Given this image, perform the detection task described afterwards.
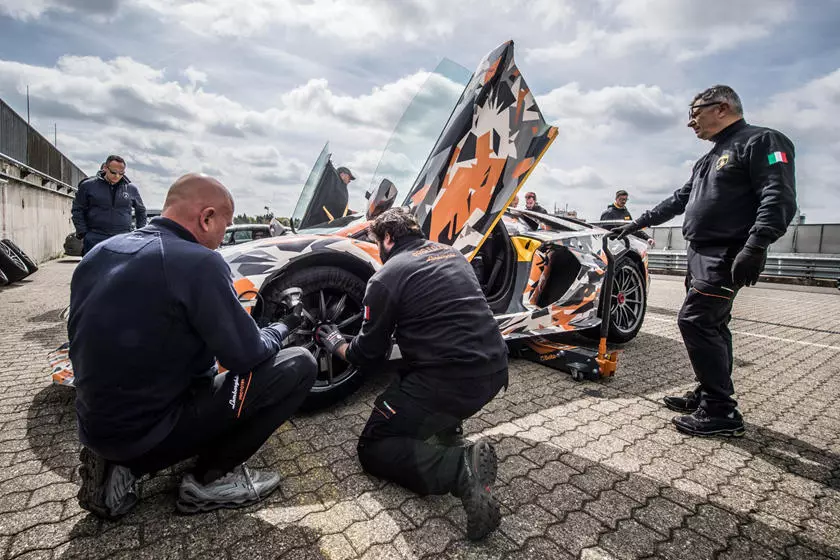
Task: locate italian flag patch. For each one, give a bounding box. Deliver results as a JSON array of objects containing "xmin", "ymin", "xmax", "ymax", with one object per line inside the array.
[{"xmin": 767, "ymin": 151, "xmax": 788, "ymax": 165}]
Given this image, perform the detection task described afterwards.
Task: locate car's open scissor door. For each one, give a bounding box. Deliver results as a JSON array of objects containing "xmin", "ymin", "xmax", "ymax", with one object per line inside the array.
[
  {"xmin": 402, "ymin": 40, "xmax": 558, "ymax": 260},
  {"xmin": 292, "ymin": 142, "xmax": 352, "ymax": 231}
]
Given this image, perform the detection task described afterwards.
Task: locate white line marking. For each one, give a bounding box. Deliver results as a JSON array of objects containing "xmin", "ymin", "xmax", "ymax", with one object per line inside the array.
[{"xmin": 645, "ymin": 315, "xmax": 840, "ymax": 350}]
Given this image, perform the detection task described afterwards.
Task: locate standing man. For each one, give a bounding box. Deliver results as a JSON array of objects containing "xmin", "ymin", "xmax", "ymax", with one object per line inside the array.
[
  {"xmin": 510, "ymin": 194, "xmax": 520, "ymax": 209},
  {"xmin": 72, "ymin": 155, "xmax": 147, "ymax": 254},
  {"xmin": 315, "ymin": 208, "xmax": 509, "ymax": 541},
  {"xmin": 523, "ymin": 191, "xmax": 547, "ymax": 214},
  {"xmin": 600, "ymin": 190, "xmax": 633, "ymax": 221},
  {"xmin": 70, "ymin": 173, "xmax": 317, "ymax": 519},
  {"xmin": 615, "ymin": 85, "xmax": 796, "ymax": 437}
]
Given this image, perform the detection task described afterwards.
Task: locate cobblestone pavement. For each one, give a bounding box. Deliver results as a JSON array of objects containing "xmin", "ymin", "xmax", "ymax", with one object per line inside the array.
[{"xmin": 1, "ymin": 259, "xmax": 839, "ymax": 559}]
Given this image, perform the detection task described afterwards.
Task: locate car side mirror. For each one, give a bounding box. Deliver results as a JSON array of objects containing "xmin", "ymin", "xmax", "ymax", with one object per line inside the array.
[{"xmin": 366, "ymin": 179, "xmax": 398, "ymax": 220}]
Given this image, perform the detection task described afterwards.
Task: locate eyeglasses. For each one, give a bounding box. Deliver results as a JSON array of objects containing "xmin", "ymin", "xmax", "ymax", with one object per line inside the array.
[
  {"xmin": 689, "ymin": 102, "xmax": 721, "ymax": 120},
  {"xmin": 106, "ymin": 168, "xmax": 125, "ymax": 176}
]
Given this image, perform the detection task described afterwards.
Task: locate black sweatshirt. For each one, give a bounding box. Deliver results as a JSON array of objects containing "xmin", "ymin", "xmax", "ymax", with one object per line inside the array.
[
  {"xmin": 636, "ymin": 119, "xmax": 797, "ymax": 249},
  {"xmin": 346, "ymin": 235, "xmax": 507, "ymax": 378}
]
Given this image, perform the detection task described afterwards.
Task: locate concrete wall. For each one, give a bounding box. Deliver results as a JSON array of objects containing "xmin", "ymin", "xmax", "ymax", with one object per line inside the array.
[{"xmin": 0, "ymin": 157, "xmax": 75, "ymax": 264}]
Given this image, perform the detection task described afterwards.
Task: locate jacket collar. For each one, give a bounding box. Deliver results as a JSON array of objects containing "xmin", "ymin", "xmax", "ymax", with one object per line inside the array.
[
  {"xmin": 149, "ymin": 217, "xmax": 199, "ymax": 244},
  {"xmin": 388, "ymin": 233, "xmax": 426, "ymax": 257},
  {"xmin": 711, "ymin": 118, "xmax": 747, "ymax": 144}
]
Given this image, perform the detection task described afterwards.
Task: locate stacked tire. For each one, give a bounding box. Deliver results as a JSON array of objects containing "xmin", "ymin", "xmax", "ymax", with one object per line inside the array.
[{"xmin": 0, "ymin": 240, "xmax": 38, "ymax": 285}]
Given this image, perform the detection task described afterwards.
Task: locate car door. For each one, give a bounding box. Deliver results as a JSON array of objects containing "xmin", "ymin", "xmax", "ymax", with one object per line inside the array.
[
  {"xmin": 291, "ymin": 142, "xmax": 351, "ymax": 231},
  {"xmin": 402, "ymin": 40, "xmax": 558, "ymax": 261}
]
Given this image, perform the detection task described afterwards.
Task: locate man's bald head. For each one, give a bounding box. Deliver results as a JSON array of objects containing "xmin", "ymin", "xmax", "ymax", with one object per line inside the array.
[{"xmin": 161, "ymin": 173, "xmax": 235, "ymax": 250}]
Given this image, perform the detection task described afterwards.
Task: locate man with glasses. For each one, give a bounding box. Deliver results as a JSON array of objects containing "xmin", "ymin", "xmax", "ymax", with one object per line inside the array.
[
  {"xmin": 523, "ymin": 191, "xmax": 547, "ymax": 214},
  {"xmin": 72, "ymin": 155, "xmax": 147, "ymax": 255},
  {"xmin": 601, "ymin": 190, "xmax": 633, "ymax": 221},
  {"xmin": 614, "ymin": 85, "xmax": 797, "ymax": 438}
]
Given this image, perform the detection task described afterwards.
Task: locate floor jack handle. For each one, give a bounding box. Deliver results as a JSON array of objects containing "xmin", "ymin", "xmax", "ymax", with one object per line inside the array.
[{"xmin": 597, "ymin": 234, "xmax": 629, "ymax": 375}]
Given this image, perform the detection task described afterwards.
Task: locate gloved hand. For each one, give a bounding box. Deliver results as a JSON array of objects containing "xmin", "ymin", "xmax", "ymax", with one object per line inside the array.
[
  {"xmin": 75, "ymin": 231, "xmax": 86, "ymax": 239},
  {"xmin": 611, "ymin": 222, "xmax": 642, "ymax": 240},
  {"xmin": 731, "ymin": 245, "xmax": 767, "ymax": 288},
  {"xmin": 278, "ymin": 309, "xmax": 302, "ymax": 332},
  {"xmin": 315, "ymin": 323, "xmax": 345, "ymax": 356}
]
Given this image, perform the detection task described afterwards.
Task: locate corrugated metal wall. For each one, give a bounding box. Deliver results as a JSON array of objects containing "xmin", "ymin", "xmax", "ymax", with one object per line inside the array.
[{"xmin": 0, "ymin": 99, "xmax": 87, "ymax": 188}]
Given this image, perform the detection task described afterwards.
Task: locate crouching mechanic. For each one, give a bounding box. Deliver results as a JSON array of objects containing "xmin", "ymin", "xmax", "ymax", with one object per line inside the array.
[
  {"xmin": 315, "ymin": 208, "xmax": 509, "ymax": 541},
  {"xmin": 68, "ymin": 173, "xmax": 317, "ymax": 519}
]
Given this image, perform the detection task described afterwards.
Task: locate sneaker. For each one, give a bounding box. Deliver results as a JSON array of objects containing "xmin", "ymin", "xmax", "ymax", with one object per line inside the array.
[
  {"xmin": 672, "ymin": 408, "xmax": 745, "ymax": 437},
  {"xmin": 176, "ymin": 465, "xmax": 281, "ymax": 514},
  {"xmin": 663, "ymin": 389, "xmax": 701, "ymax": 413},
  {"xmin": 77, "ymin": 447, "xmax": 138, "ymax": 520},
  {"xmin": 453, "ymin": 439, "xmax": 500, "ymax": 541}
]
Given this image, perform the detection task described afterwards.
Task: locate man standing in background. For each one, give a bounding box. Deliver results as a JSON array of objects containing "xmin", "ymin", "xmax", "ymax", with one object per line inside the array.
[
  {"xmin": 600, "ymin": 190, "xmax": 633, "ymax": 221},
  {"xmin": 72, "ymin": 155, "xmax": 147, "ymax": 255}
]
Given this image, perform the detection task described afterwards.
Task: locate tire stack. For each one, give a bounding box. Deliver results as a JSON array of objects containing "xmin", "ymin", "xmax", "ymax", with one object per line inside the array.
[{"xmin": 0, "ymin": 239, "xmax": 38, "ymax": 286}]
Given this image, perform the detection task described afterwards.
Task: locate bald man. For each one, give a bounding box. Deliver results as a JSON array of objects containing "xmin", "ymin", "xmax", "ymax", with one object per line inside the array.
[{"xmin": 69, "ymin": 173, "xmax": 317, "ymax": 519}]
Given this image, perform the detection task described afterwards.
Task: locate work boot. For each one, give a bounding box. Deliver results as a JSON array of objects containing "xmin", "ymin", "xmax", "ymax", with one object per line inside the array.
[
  {"xmin": 176, "ymin": 464, "xmax": 281, "ymax": 514},
  {"xmin": 77, "ymin": 447, "xmax": 138, "ymax": 520},
  {"xmin": 453, "ymin": 439, "xmax": 500, "ymax": 541},
  {"xmin": 672, "ymin": 408, "xmax": 745, "ymax": 438},
  {"xmin": 663, "ymin": 388, "xmax": 701, "ymax": 413}
]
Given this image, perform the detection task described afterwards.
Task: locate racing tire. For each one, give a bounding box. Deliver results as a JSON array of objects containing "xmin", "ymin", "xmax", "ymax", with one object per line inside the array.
[
  {"xmin": 585, "ymin": 258, "xmax": 647, "ymax": 344},
  {"xmin": 1, "ymin": 239, "xmax": 38, "ymax": 274},
  {"xmin": 0, "ymin": 267, "xmax": 8, "ymax": 286},
  {"xmin": 0, "ymin": 241, "xmax": 31, "ymax": 283},
  {"xmin": 64, "ymin": 233, "xmax": 83, "ymax": 257},
  {"xmin": 261, "ymin": 266, "xmax": 369, "ymax": 410}
]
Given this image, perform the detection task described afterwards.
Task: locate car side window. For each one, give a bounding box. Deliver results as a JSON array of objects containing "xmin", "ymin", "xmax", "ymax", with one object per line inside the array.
[
  {"xmin": 233, "ymin": 230, "xmax": 252, "ymax": 243},
  {"xmin": 222, "ymin": 232, "xmax": 234, "ymax": 245}
]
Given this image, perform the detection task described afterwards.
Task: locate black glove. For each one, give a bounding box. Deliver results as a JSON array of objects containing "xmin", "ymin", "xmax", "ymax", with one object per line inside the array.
[
  {"xmin": 75, "ymin": 232, "xmax": 86, "ymax": 239},
  {"xmin": 611, "ymin": 221, "xmax": 642, "ymax": 240},
  {"xmin": 731, "ymin": 245, "xmax": 767, "ymax": 288},
  {"xmin": 315, "ymin": 323, "xmax": 345, "ymax": 355},
  {"xmin": 278, "ymin": 310, "xmax": 302, "ymax": 332}
]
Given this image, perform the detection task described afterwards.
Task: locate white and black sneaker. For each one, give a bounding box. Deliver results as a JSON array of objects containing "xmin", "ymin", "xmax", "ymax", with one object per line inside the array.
[
  {"xmin": 176, "ymin": 465, "xmax": 281, "ymax": 514},
  {"xmin": 77, "ymin": 447, "xmax": 138, "ymax": 520},
  {"xmin": 453, "ymin": 439, "xmax": 500, "ymax": 541}
]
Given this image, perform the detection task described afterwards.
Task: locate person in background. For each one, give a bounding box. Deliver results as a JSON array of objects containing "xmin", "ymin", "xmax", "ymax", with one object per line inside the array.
[
  {"xmin": 600, "ymin": 190, "xmax": 633, "ymax": 221},
  {"xmin": 72, "ymin": 155, "xmax": 147, "ymax": 255},
  {"xmin": 523, "ymin": 192, "xmax": 547, "ymax": 214}
]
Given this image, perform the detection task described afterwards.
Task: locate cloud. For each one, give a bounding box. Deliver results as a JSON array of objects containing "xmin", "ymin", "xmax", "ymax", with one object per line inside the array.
[
  {"xmin": 538, "ymin": 82, "xmax": 685, "ymax": 136},
  {"xmin": 526, "ymin": 0, "xmax": 794, "ymax": 63},
  {"xmin": 1, "ymin": 0, "xmax": 121, "ymax": 20}
]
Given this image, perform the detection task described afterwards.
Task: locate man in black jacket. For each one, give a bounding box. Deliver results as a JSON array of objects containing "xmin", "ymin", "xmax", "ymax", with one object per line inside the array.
[
  {"xmin": 615, "ymin": 85, "xmax": 797, "ymax": 437},
  {"xmin": 315, "ymin": 208, "xmax": 508, "ymax": 541},
  {"xmin": 72, "ymin": 155, "xmax": 147, "ymax": 255},
  {"xmin": 69, "ymin": 173, "xmax": 317, "ymax": 519},
  {"xmin": 600, "ymin": 190, "xmax": 632, "ymax": 221}
]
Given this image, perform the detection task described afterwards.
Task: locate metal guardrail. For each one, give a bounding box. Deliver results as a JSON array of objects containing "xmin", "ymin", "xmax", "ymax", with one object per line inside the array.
[
  {"xmin": 648, "ymin": 223, "xmax": 840, "ymax": 255},
  {"xmin": 648, "ymin": 250, "xmax": 840, "ymax": 281},
  {"xmin": 0, "ymin": 99, "xmax": 87, "ymax": 188}
]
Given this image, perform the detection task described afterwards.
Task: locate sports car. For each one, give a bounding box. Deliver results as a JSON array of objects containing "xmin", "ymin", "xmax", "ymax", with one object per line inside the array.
[{"xmin": 219, "ymin": 41, "xmax": 651, "ymax": 407}]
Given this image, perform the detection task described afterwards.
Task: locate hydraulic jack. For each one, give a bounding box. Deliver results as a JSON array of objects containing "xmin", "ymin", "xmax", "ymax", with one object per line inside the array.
[{"xmin": 512, "ymin": 235, "xmax": 627, "ymax": 382}]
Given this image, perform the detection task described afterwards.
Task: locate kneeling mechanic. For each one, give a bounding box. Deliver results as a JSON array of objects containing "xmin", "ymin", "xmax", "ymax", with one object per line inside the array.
[{"xmin": 315, "ymin": 208, "xmax": 509, "ymax": 541}]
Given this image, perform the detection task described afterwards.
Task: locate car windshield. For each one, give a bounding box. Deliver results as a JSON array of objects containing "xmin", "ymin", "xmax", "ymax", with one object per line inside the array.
[
  {"xmin": 364, "ymin": 58, "xmax": 472, "ymax": 208},
  {"xmin": 291, "ymin": 142, "xmax": 331, "ymax": 230}
]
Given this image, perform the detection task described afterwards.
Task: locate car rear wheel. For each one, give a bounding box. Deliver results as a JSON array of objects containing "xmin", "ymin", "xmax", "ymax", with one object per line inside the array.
[
  {"xmin": 606, "ymin": 259, "xmax": 647, "ymax": 342},
  {"xmin": 584, "ymin": 258, "xmax": 646, "ymax": 343},
  {"xmin": 261, "ymin": 265, "xmax": 368, "ymax": 409}
]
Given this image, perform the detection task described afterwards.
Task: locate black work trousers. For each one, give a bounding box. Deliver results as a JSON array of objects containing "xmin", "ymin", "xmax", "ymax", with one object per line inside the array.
[
  {"xmin": 357, "ymin": 367, "xmax": 508, "ymax": 496},
  {"xmin": 677, "ymin": 243, "xmax": 741, "ymax": 415},
  {"xmin": 122, "ymin": 347, "xmax": 317, "ymax": 481}
]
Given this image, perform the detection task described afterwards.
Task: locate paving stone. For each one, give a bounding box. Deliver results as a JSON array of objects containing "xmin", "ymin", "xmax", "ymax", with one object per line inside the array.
[
  {"xmin": 685, "ymin": 504, "xmax": 742, "ymax": 547},
  {"xmin": 599, "ymin": 518, "xmax": 662, "ymax": 559},
  {"xmin": 505, "ymin": 537, "xmax": 574, "ymax": 560},
  {"xmin": 227, "ymin": 526, "xmax": 311, "ymax": 560},
  {"xmin": 499, "ymin": 503, "xmax": 557, "ymax": 545},
  {"xmin": 718, "ymin": 537, "xmax": 783, "ymax": 560},
  {"xmin": 527, "ymin": 459, "xmax": 577, "ymax": 490},
  {"xmin": 583, "ymin": 490, "xmax": 639, "ymax": 530},
  {"xmin": 545, "ymin": 511, "xmax": 608, "ymax": 556},
  {"xmin": 656, "ymin": 527, "xmax": 723, "ymax": 560},
  {"xmin": 536, "ymin": 482, "xmax": 592, "ymax": 515},
  {"xmin": 634, "ymin": 496, "xmax": 692, "ymax": 535}
]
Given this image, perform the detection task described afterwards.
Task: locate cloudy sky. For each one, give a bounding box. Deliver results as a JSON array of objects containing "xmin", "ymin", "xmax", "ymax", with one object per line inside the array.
[{"xmin": 1, "ymin": 0, "xmax": 839, "ymax": 223}]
